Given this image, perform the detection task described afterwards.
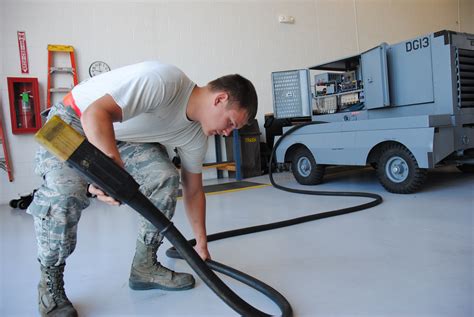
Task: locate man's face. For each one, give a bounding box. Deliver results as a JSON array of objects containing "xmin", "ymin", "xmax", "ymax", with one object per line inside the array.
[{"xmin": 202, "ymin": 99, "xmax": 248, "ymax": 137}]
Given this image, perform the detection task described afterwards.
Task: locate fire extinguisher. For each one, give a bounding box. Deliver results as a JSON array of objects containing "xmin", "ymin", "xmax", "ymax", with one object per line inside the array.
[{"xmin": 18, "ymin": 91, "xmax": 34, "ymax": 129}]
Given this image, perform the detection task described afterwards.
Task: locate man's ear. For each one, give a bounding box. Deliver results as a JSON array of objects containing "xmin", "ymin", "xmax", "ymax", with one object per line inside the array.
[{"xmin": 214, "ymin": 92, "xmax": 229, "ymax": 106}]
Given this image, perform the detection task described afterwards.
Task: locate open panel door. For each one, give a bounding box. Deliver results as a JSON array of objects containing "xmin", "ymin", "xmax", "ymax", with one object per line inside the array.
[{"xmin": 361, "ymin": 44, "xmax": 390, "ymax": 109}]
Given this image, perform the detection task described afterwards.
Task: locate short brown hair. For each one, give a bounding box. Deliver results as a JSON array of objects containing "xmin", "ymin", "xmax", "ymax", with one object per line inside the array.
[{"xmin": 208, "ymin": 74, "xmax": 258, "ymax": 121}]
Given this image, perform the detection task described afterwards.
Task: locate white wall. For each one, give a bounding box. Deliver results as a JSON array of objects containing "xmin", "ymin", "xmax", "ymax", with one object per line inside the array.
[{"xmin": 1, "ymin": 0, "xmax": 473, "ymax": 204}]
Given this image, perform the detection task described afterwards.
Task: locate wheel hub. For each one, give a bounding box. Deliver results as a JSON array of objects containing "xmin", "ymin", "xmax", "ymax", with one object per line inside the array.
[
  {"xmin": 385, "ymin": 156, "xmax": 408, "ymax": 183},
  {"xmin": 297, "ymin": 157, "xmax": 311, "ymax": 177}
]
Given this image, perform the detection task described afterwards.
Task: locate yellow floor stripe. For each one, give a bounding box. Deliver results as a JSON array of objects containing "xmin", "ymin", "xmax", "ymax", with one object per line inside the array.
[
  {"xmin": 204, "ymin": 184, "xmax": 270, "ymax": 196},
  {"xmin": 177, "ymin": 184, "xmax": 270, "ymax": 199}
]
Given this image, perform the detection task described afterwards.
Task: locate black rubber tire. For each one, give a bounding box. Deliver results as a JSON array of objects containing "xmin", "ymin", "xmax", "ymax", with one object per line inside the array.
[
  {"xmin": 18, "ymin": 200, "xmax": 29, "ymax": 210},
  {"xmin": 376, "ymin": 144, "xmax": 427, "ymax": 194},
  {"xmin": 9, "ymin": 199, "xmax": 19, "ymax": 209},
  {"xmin": 457, "ymin": 164, "xmax": 474, "ymax": 173},
  {"xmin": 291, "ymin": 147, "xmax": 325, "ymax": 185}
]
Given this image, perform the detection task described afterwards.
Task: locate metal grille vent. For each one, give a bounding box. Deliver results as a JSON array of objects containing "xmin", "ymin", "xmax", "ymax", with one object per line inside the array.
[
  {"xmin": 458, "ymin": 49, "xmax": 474, "ymax": 108},
  {"xmin": 272, "ymin": 70, "xmax": 311, "ymax": 119}
]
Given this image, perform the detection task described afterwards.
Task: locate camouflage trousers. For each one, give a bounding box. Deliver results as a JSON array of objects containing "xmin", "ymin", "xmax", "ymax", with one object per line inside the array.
[{"xmin": 27, "ymin": 103, "xmax": 179, "ymax": 267}]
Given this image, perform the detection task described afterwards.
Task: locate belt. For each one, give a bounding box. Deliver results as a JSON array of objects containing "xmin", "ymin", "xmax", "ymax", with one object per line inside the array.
[{"xmin": 63, "ymin": 92, "xmax": 82, "ymax": 117}]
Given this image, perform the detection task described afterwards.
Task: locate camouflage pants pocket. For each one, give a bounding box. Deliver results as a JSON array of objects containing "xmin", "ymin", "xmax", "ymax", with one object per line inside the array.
[{"xmin": 31, "ymin": 203, "xmax": 82, "ymax": 267}]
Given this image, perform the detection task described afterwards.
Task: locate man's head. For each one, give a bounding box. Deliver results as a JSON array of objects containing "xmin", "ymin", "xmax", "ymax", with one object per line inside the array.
[
  {"xmin": 200, "ymin": 74, "xmax": 258, "ymax": 136},
  {"xmin": 208, "ymin": 74, "xmax": 258, "ymax": 122}
]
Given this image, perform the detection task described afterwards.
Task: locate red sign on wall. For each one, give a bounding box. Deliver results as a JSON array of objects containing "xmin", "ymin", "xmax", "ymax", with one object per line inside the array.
[{"xmin": 17, "ymin": 31, "xmax": 29, "ymax": 74}]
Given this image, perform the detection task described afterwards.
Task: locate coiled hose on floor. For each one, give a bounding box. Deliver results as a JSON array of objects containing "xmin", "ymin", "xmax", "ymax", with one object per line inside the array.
[{"xmin": 166, "ymin": 121, "xmax": 383, "ymax": 316}]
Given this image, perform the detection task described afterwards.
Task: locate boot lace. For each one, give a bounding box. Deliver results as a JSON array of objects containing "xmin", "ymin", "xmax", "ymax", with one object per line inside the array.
[
  {"xmin": 46, "ymin": 270, "xmax": 69, "ymax": 304},
  {"xmin": 150, "ymin": 243, "xmax": 175, "ymax": 276}
]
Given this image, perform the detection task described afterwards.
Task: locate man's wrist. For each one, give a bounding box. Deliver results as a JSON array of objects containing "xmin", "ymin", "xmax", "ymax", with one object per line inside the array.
[{"xmin": 195, "ymin": 239, "xmax": 208, "ymax": 248}]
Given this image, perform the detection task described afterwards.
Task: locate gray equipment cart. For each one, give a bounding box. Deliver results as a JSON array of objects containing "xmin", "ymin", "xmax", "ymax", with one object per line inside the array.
[{"xmin": 271, "ymin": 30, "xmax": 474, "ymax": 193}]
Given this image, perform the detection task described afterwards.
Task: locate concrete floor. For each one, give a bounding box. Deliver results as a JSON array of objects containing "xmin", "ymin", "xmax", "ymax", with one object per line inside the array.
[{"xmin": 0, "ymin": 166, "xmax": 473, "ymax": 317}]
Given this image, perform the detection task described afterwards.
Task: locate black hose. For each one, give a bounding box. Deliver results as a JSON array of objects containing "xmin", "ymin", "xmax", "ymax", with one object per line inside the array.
[
  {"xmin": 75, "ymin": 148, "xmax": 288, "ymax": 316},
  {"xmin": 166, "ymin": 121, "xmax": 383, "ymax": 316},
  {"xmin": 45, "ymin": 120, "xmax": 289, "ymax": 317}
]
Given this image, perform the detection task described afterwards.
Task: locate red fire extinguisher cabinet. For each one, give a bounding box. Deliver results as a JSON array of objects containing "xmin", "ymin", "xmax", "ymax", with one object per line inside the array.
[{"xmin": 7, "ymin": 77, "xmax": 42, "ymax": 134}]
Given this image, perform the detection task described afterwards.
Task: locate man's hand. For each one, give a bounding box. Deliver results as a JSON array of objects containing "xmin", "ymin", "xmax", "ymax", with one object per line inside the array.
[
  {"xmin": 88, "ymin": 184, "xmax": 121, "ymax": 206},
  {"xmin": 194, "ymin": 243, "xmax": 211, "ymax": 261}
]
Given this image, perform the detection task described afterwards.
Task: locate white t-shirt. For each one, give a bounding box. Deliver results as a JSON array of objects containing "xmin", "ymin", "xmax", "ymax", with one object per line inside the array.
[{"xmin": 71, "ymin": 61, "xmax": 207, "ymax": 173}]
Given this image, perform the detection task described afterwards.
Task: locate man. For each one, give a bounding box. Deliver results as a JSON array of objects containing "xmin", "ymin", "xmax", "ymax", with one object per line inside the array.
[{"xmin": 27, "ymin": 61, "xmax": 258, "ymax": 317}]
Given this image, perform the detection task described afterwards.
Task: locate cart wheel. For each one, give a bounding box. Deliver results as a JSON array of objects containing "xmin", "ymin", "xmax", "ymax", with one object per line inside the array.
[
  {"xmin": 291, "ymin": 147, "xmax": 325, "ymax": 185},
  {"xmin": 18, "ymin": 199, "xmax": 29, "ymax": 210},
  {"xmin": 377, "ymin": 144, "xmax": 427, "ymax": 194},
  {"xmin": 457, "ymin": 164, "xmax": 474, "ymax": 173},
  {"xmin": 9, "ymin": 199, "xmax": 19, "ymax": 209}
]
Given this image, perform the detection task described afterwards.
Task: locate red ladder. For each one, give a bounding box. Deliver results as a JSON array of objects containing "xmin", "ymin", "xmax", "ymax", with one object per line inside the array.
[
  {"xmin": 46, "ymin": 44, "xmax": 78, "ymax": 108},
  {"xmin": 0, "ymin": 113, "xmax": 13, "ymax": 182}
]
